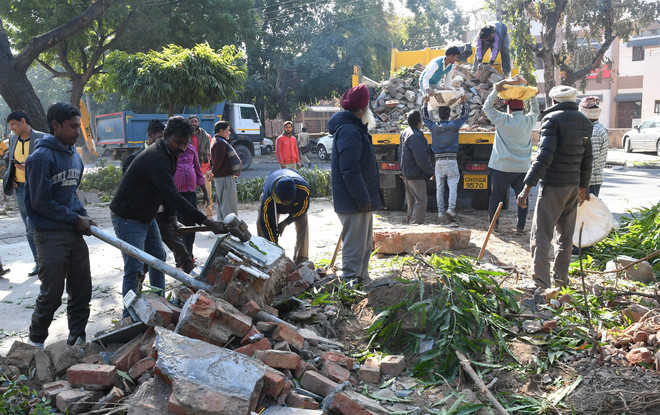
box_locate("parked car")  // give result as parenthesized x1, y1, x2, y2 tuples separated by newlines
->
(623, 116, 660, 156)
(261, 137, 274, 154)
(316, 134, 333, 160)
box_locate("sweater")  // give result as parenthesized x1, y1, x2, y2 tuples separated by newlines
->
(589, 121, 608, 186)
(211, 137, 242, 177)
(276, 134, 300, 165)
(258, 169, 310, 242)
(400, 127, 434, 179)
(423, 105, 469, 154)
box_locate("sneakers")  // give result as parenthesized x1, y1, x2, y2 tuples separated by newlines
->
(0, 267, 9, 278)
(446, 209, 456, 221)
(28, 265, 39, 276)
(516, 226, 525, 234)
(67, 334, 86, 346)
(437, 214, 449, 224)
(29, 340, 44, 349)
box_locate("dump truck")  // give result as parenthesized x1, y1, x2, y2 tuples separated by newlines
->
(354, 46, 514, 211)
(94, 101, 264, 169)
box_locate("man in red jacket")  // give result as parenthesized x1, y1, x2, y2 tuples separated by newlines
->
(276, 121, 300, 169)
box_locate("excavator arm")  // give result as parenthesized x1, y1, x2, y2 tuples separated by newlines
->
(79, 98, 99, 157)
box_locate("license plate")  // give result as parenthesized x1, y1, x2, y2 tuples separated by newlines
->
(463, 174, 488, 190)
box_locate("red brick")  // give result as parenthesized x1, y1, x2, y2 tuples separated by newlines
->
(129, 357, 155, 379)
(220, 265, 239, 285)
(56, 389, 95, 413)
(256, 321, 277, 333)
(274, 341, 291, 351)
(262, 304, 279, 317)
(255, 350, 301, 369)
(223, 281, 246, 307)
(272, 323, 304, 350)
(322, 360, 351, 383)
(240, 326, 263, 345)
(139, 328, 157, 358)
(134, 293, 176, 327)
(263, 368, 287, 398)
(627, 347, 653, 365)
(94, 386, 124, 410)
(286, 391, 320, 409)
(380, 355, 405, 377)
(321, 351, 354, 369)
(240, 300, 261, 317)
(110, 336, 143, 371)
(215, 298, 253, 337)
(41, 380, 71, 400)
(359, 365, 380, 384)
(174, 286, 194, 305)
(364, 357, 380, 369)
(329, 391, 381, 415)
(234, 337, 271, 357)
(301, 371, 339, 397)
(277, 380, 293, 406)
(295, 359, 314, 378)
(67, 363, 117, 388)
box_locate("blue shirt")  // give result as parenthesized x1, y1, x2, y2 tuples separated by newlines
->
(423, 105, 469, 154)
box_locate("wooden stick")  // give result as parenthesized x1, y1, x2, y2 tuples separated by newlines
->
(328, 234, 343, 270)
(585, 249, 660, 275)
(455, 350, 508, 415)
(478, 202, 503, 261)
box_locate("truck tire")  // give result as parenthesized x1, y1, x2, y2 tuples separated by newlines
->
(382, 177, 404, 211)
(471, 189, 489, 210)
(235, 143, 252, 170)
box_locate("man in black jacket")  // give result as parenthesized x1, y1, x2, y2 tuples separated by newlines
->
(400, 110, 434, 224)
(517, 85, 593, 293)
(111, 116, 226, 318)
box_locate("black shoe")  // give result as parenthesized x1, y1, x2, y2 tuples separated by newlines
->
(0, 267, 9, 278)
(66, 334, 86, 346)
(516, 226, 525, 234)
(28, 265, 39, 276)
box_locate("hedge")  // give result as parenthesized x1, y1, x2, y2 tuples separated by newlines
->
(237, 168, 331, 202)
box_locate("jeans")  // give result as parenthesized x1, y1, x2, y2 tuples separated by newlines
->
(489, 169, 527, 230)
(111, 214, 166, 318)
(435, 159, 460, 213)
(29, 230, 91, 343)
(177, 192, 197, 255)
(15, 184, 38, 265)
(337, 212, 373, 281)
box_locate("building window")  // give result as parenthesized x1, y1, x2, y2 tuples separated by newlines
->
(632, 46, 645, 61)
(655, 100, 660, 114)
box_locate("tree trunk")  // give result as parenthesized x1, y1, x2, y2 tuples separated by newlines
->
(542, 52, 556, 107)
(70, 76, 85, 108)
(0, 62, 48, 132)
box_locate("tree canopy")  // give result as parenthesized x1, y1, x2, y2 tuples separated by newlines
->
(96, 43, 246, 116)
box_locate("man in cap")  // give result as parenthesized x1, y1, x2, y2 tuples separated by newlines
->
(483, 75, 539, 233)
(257, 169, 310, 264)
(328, 84, 382, 283)
(579, 97, 608, 197)
(518, 85, 593, 296)
(419, 46, 462, 97)
(276, 121, 300, 169)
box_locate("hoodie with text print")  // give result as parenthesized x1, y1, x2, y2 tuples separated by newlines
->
(25, 135, 87, 232)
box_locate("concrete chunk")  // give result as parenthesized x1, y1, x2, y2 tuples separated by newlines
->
(154, 327, 266, 414)
(261, 406, 322, 414)
(131, 292, 177, 327)
(127, 376, 171, 415)
(45, 341, 85, 376)
(6, 341, 37, 370)
(373, 227, 471, 254)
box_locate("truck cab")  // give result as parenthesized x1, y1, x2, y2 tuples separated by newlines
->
(95, 101, 264, 169)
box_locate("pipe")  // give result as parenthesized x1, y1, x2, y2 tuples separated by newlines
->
(90, 225, 211, 292)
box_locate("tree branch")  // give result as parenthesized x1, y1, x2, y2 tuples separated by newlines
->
(57, 42, 77, 76)
(36, 59, 68, 78)
(14, 0, 117, 72)
(0, 18, 13, 61)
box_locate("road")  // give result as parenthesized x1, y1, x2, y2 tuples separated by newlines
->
(239, 151, 330, 181)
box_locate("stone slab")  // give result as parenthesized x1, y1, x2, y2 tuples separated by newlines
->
(373, 226, 471, 254)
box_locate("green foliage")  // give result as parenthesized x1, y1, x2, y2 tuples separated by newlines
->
(236, 168, 331, 202)
(399, 0, 466, 50)
(367, 255, 519, 379)
(80, 165, 122, 195)
(588, 201, 660, 271)
(95, 43, 246, 115)
(0, 375, 54, 414)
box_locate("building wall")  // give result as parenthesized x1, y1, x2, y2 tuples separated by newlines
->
(618, 42, 646, 76)
(641, 46, 660, 119)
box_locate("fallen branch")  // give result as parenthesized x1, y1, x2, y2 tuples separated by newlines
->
(455, 350, 508, 415)
(478, 202, 503, 261)
(586, 249, 660, 275)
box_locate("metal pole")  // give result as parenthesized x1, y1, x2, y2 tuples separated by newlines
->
(90, 225, 211, 292)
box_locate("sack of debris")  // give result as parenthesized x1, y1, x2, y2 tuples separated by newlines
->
(497, 85, 539, 101)
(573, 195, 614, 247)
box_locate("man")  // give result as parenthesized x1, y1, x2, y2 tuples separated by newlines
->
(423, 98, 469, 223)
(298, 127, 312, 168)
(579, 96, 608, 197)
(517, 85, 593, 293)
(483, 76, 539, 233)
(257, 169, 310, 264)
(400, 109, 434, 224)
(328, 84, 382, 283)
(276, 121, 300, 169)
(211, 121, 241, 220)
(111, 116, 227, 318)
(189, 115, 213, 216)
(419, 46, 462, 96)
(122, 120, 194, 273)
(3, 111, 45, 275)
(473, 22, 511, 76)
(25, 103, 93, 347)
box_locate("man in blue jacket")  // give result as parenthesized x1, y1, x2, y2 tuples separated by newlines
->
(400, 110, 434, 224)
(423, 98, 469, 223)
(25, 103, 94, 347)
(329, 84, 382, 283)
(257, 169, 310, 264)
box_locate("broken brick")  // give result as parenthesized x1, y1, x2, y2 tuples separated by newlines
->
(272, 323, 304, 350)
(277, 380, 294, 405)
(132, 292, 176, 327)
(321, 351, 354, 369)
(129, 357, 156, 379)
(241, 326, 264, 345)
(174, 286, 194, 305)
(241, 300, 262, 318)
(380, 355, 405, 377)
(235, 337, 271, 357)
(359, 358, 380, 384)
(274, 341, 291, 351)
(627, 347, 653, 365)
(110, 335, 143, 371)
(175, 290, 223, 345)
(6, 341, 37, 370)
(33, 349, 54, 384)
(41, 380, 71, 400)
(46, 341, 85, 376)
(329, 390, 389, 415)
(67, 363, 117, 388)
(263, 368, 287, 398)
(255, 350, 301, 369)
(215, 297, 253, 337)
(301, 371, 339, 397)
(322, 360, 351, 383)
(287, 391, 321, 409)
(295, 359, 314, 378)
(94, 386, 124, 410)
(56, 389, 100, 414)
(256, 321, 277, 333)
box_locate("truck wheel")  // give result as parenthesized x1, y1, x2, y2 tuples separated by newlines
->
(471, 189, 489, 210)
(382, 177, 404, 211)
(235, 144, 252, 170)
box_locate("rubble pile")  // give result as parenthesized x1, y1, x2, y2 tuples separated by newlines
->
(604, 306, 660, 369)
(371, 63, 505, 134)
(0, 237, 402, 415)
